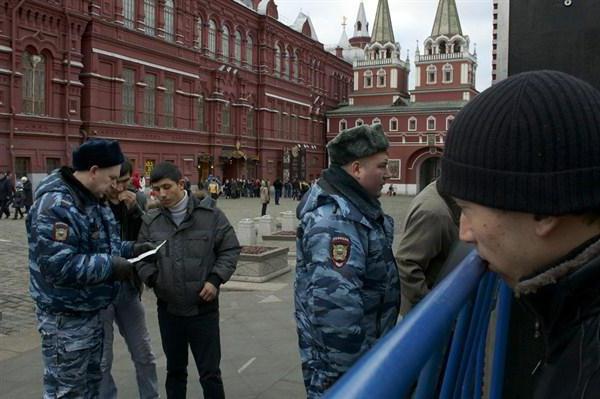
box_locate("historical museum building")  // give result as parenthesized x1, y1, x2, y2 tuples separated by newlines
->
(0, 0, 351, 185)
(327, 0, 478, 194)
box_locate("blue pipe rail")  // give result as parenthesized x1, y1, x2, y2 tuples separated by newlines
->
(323, 250, 487, 399)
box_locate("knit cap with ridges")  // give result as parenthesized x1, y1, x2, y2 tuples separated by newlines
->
(439, 70, 600, 215)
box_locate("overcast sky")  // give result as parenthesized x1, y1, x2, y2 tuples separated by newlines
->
(275, 0, 493, 92)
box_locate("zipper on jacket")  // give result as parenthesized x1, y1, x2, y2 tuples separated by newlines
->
(375, 295, 385, 338)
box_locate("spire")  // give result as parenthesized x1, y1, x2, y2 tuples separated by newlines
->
(337, 18, 350, 48)
(353, 0, 369, 38)
(431, 0, 463, 37)
(370, 0, 395, 44)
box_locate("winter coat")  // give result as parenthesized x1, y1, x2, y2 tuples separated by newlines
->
(22, 179, 33, 207)
(260, 186, 270, 204)
(136, 194, 241, 316)
(395, 181, 460, 315)
(27, 167, 133, 314)
(0, 176, 13, 201)
(515, 236, 600, 399)
(294, 168, 400, 398)
(12, 187, 25, 208)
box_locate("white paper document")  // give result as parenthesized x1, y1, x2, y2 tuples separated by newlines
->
(128, 240, 167, 264)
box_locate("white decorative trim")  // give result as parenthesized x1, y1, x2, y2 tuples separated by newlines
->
(0, 45, 13, 53)
(80, 72, 125, 82)
(52, 78, 84, 87)
(265, 92, 310, 108)
(231, 103, 253, 109)
(175, 90, 201, 98)
(205, 97, 230, 104)
(257, 107, 278, 113)
(156, 86, 167, 91)
(135, 82, 148, 87)
(92, 48, 199, 79)
(62, 60, 84, 68)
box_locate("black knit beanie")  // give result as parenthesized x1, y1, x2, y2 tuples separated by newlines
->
(72, 139, 125, 171)
(439, 70, 600, 215)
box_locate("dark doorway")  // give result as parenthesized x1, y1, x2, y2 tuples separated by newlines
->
(418, 157, 441, 192)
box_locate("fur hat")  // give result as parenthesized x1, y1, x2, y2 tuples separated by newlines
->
(72, 139, 125, 171)
(327, 124, 389, 166)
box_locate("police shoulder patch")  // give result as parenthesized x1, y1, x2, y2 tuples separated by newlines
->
(52, 222, 69, 242)
(331, 235, 351, 268)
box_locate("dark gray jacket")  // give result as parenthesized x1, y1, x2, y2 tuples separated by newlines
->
(136, 194, 240, 316)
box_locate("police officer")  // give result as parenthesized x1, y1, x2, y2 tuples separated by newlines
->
(27, 139, 155, 398)
(294, 124, 401, 398)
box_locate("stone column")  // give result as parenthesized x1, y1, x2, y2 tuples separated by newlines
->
(280, 211, 296, 232)
(238, 218, 257, 245)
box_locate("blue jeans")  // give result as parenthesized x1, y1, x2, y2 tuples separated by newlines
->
(100, 282, 158, 399)
(37, 310, 103, 399)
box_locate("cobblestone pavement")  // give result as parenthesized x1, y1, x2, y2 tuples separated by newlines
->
(0, 194, 412, 337)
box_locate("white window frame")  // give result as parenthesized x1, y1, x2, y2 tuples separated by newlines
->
(408, 117, 417, 131)
(389, 118, 398, 131)
(208, 20, 217, 57)
(355, 119, 364, 127)
(446, 115, 455, 130)
(221, 25, 230, 61)
(339, 119, 347, 132)
(427, 65, 437, 84)
(376, 69, 386, 87)
(364, 70, 373, 88)
(372, 117, 381, 126)
(427, 116, 436, 131)
(245, 35, 253, 67)
(443, 63, 453, 83)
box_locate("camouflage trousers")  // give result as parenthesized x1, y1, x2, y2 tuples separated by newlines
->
(36, 309, 104, 399)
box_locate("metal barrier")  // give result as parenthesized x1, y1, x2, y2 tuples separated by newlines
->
(323, 250, 513, 399)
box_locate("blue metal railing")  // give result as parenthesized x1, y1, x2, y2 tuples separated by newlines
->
(323, 250, 513, 399)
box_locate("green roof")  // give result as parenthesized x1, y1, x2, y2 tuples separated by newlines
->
(370, 0, 395, 44)
(326, 100, 468, 116)
(431, 0, 463, 37)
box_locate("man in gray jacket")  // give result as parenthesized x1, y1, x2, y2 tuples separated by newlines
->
(136, 162, 241, 399)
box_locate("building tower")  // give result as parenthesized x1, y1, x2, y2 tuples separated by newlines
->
(349, 0, 410, 106)
(349, 0, 371, 49)
(412, 0, 478, 103)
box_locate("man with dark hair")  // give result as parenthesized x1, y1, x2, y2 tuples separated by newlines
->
(439, 70, 600, 398)
(27, 139, 155, 398)
(295, 124, 401, 398)
(100, 158, 158, 399)
(136, 162, 241, 399)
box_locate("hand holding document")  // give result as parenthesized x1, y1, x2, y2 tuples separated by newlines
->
(128, 240, 167, 264)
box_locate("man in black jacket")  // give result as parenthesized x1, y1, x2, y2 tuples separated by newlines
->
(439, 70, 600, 399)
(0, 171, 14, 218)
(136, 162, 241, 399)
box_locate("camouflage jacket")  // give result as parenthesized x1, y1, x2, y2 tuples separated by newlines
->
(27, 167, 134, 314)
(294, 176, 401, 396)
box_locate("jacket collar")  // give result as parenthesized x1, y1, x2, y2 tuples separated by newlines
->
(155, 192, 215, 226)
(59, 167, 102, 210)
(516, 236, 600, 344)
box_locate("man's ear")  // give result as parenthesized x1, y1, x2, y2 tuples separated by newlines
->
(349, 161, 362, 178)
(534, 215, 560, 237)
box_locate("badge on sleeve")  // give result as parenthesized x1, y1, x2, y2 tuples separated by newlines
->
(52, 222, 69, 241)
(331, 236, 351, 268)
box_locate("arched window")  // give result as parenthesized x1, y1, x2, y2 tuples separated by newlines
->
(372, 118, 381, 126)
(208, 20, 217, 57)
(446, 115, 455, 130)
(274, 43, 281, 77)
(356, 21, 362, 31)
(427, 116, 436, 131)
(364, 70, 373, 88)
(408, 116, 417, 131)
(144, 0, 156, 35)
(439, 41, 447, 54)
(247, 109, 255, 136)
(377, 69, 386, 87)
(221, 103, 230, 134)
(355, 119, 364, 127)
(22, 51, 46, 115)
(221, 25, 230, 61)
(164, 0, 174, 41)
(443, 64, 453, 83)
(195, 17, 203, 49)
(196, 96, 205, 130)
(293, 50, 299, 81)
(283, 49, 290, 79)
(246, 35, 253, 67)
(234, 31, 242, 65)
(339, 119, 347, 132)
(389, 118, 398, 131)
(123, 0, 135, 29)
(426, 65, 437, 84)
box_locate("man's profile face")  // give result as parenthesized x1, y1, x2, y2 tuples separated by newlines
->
(151, 178, 185, 208)
(90, 165, 121, 198)
(352, 151, 391, 198)
(107, 173, 131, 200)
(455, 198, 541, 286)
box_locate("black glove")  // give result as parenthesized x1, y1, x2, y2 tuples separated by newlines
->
(133, 242, 156, 257)
(111, 256, 134, 281)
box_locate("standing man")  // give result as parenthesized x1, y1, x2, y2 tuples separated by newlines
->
(136, 162, 241, 399)
(21, 176, 33, 213)
(0, 171, 13, 218)
(439, 70, 600, 398)
(294, 124, 401, 398)
(273, 178, 283, 205)
(100, 158, 159, 399)
(27, 139, 155, 398)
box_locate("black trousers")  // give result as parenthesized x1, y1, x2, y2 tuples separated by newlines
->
(261, 203, 267, 216)
(157, 304, 225, 399)
(0, 200, 10, 217)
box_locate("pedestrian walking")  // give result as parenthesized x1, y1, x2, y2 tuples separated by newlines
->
(99, 158, 159, 399)
(21, 176, 33, 213)
(208, 179, 219, 200)
(273, 178, 283, 205)
(27, 139, 156, 398)
(136, 162, 241, 399)
(439, 70, 600, 399)
(294, 124, 400, 398)
(260, 180, 270, 216)
(12, 182, 25, 219)
(0, 171, 14, 218)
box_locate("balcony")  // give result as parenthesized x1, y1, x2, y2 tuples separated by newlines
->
(416, 51, 477, 63)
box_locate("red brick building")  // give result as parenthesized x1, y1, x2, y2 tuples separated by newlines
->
(0, 0, 351, 186)
(327, 0, 478, 194)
